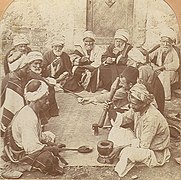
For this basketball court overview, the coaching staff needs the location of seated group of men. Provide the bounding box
[0,26,180,178]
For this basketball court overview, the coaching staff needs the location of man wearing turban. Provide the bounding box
[42,37,72,86]
[70,31,103,92]
[4,34,31,75]
[107,83,170,178]
[149,27,180,100]
[26,51,59,121]
[0,51,58,135]
[0,55,30,135]
[80,66,139,128]
[127,47,165,114]
[2,79,65,178]
[99,29,133,92]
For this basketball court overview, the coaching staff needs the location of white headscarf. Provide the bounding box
[160,27,177,42]
[83,31,96,41]
[24,79,49,102]
[13,34,29,47]
[114,29,129,42]
[18,51,43,69]
[130,83,154,103]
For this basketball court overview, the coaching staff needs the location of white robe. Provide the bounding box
[150,47,180,99]
[108,105,170,177]
[12,105,45,154]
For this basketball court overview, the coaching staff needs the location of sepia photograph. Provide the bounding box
[0,0,180,179]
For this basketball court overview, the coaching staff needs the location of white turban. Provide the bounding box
[130,83,154,103]
[13,34,29,47]
[160,27,177,41]
[27,51,43,63]
[114,29,129,42]
[51,36,65,46]
[128,48,146,64]
[24,79,49,102]
[83,31,96,41]
[18,51,43,69]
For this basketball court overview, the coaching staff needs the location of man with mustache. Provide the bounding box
[0,51,59,135]
[70,31,103,92]
[126,47,165,114]
[2,80,64,178]
[150,27,180,100]
[4,34,31,75]
[107,83,170,178]
[42,38,72,85]
[26,51,59,121]
[80,66,139,116]
[99,29,132,93]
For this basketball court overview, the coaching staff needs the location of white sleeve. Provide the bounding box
[21,116,44,154]
[164,49,180,71]
[90,47,102,67]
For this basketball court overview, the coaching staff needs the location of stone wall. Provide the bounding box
[1,0,87,55]
[134,0,180,50]
[0,0,180,55]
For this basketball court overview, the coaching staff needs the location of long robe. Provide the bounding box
[42,50,72,79]
[0,71,58,134]
[99,43,132,91]
[138,64,165,114]
[0,72,26,134]
[108,104,170,177]
[4,105,63,175]
[70,45,103,92]
[150,47,180,100]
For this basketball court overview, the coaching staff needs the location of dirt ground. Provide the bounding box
[0,91,181,180]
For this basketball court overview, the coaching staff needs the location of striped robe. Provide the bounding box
[0,72,26,133]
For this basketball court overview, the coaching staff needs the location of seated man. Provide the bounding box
[80,66,139,126]
[127,47,165,114]
[3,79,64,177]
[149,27,180,100]
[1,57,30,135]
[42,37,72,85]
[70,31,103,92]
[4,34,31,75]
[0,51,58,135]
[107,83,170,178]
[26,51,59,121]
[99,29,132,92]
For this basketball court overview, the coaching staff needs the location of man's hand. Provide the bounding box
[105,57,113,64]
[108,146,122,160]
[80,56,89,63]
[103,101,112,110]
[52,57,61,67]
[153,65,165,76]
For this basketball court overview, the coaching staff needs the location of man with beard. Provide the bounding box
[150,27,180,100]
[0,51,59,135]
[99,29,132,93]
[80,66,138,107]
[126,47,165,114]
[0,58,29,135]
[107,83,170,178]
[42,38,72,85]
[26,51,59,120]
[4,34,31,75]
[70,31,103,92]
[2,79,65,178]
